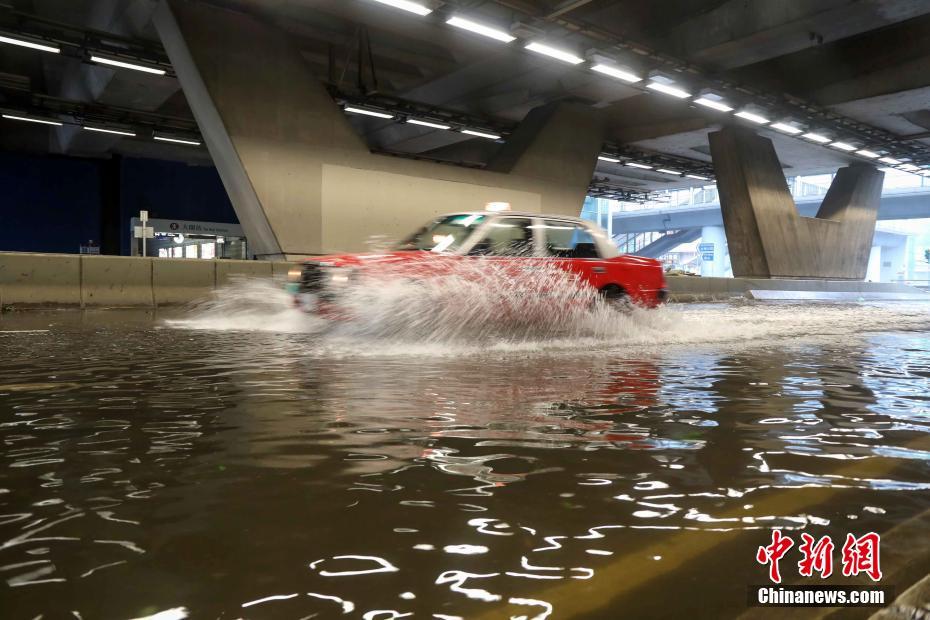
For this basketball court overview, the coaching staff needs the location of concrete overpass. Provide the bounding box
[611,188,930,234]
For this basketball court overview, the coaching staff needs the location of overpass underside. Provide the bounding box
[153,0,605,260]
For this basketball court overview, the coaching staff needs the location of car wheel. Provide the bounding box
[598,285,632,312]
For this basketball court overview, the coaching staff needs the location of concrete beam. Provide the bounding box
[709,126,883,279]
[611,191,930,234]
[660,0,930,71]
[154,0,605,259]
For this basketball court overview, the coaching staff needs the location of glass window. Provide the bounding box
[396,214,487,252]
[469,218,535,256]
[541,220,600,258]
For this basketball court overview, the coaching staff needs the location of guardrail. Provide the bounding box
[0,252,298,309]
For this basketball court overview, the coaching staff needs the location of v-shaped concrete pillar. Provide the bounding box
[709,126,883,279]
[154,0,605,260]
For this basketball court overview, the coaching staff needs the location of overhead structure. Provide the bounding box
[709,126,884,280]
[153,0,606,259]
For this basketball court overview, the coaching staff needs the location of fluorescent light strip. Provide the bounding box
[2,114,62,126]
[898,163,919,171]
[685,174,708,180]
[83,126,136,137]
[694,97,732,112]
[656,168,682,176]
[831,142,856,151]
[646,82,690,99]
[879,157,901,165]
[771,122,802,135]
[802,132,831,143]
[525,42,584,65]
[344,106,393,119]
[446,16,514,43]
[856,149,879,158]
[591,64,641,83]
[154,135,202,146]
[407,118,451,130]
[368,0,431,16]
[461,129,501,140]
[0,34,59,54]
[625,161,652,169]
[90,55,166,75]
[735,110,769,124]
[597,155,620,163]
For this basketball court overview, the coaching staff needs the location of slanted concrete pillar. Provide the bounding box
[708,126,884,280]
[154,0,605,259]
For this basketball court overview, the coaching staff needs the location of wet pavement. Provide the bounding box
[1,297,930,619]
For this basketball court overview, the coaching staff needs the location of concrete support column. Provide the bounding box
[709,126,884,279]
[154,0,605,258]
[700,225,729,277]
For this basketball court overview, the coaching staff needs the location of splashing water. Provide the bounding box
[164,262,930,356]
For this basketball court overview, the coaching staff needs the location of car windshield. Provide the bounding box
[396,214,487,252]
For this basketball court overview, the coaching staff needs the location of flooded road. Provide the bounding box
[1,296,930,619]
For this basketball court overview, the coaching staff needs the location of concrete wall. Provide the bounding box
[154,0,605,259]
[0,252,296,309]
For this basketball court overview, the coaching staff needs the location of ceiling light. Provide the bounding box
[830,142,856,151]
[625,161,652,169]
[446,16,514,43]
[856,149,879,158]
[646,81,690,99]
[685,174,709,180]
[0,33,60,54]
[591,64,641,83]
[154,135,202,146]
[407,118,451,130]
[83,126,136,137]
[90,55,167,75]
[694,97,733,112]
[2,113,62,126]
[656,168,682,175]
[368,0,432,16]
[879,167,896,173]
[524,42,584,65]
[344,106,393,119]
[461,129,501,140]
[735,109,769,124]
[898,163,919,172]
[597,155,620,163]
[879,156,901,165]
[802,132,831,143]
[771,122,802,135]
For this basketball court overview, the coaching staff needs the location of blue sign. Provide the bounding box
[698,243,714,252]
[702,252,715,261]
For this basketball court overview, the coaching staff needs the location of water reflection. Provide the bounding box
[0,310,928,618]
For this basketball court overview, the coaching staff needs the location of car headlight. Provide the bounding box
[325,266,356,285]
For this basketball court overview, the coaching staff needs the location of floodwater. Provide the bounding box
[1,282,930,619]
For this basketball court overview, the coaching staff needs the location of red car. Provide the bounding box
[287,211,667,314]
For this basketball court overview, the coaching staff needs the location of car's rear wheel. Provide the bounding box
[598,284,632,312]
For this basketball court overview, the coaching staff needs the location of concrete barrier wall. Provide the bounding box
[1,252,923,308]
[0,252,298,309]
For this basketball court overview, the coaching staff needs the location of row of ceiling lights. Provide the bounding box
[0,30,169,74]
[1,113,201,145]
[365,0,930,179]
[0,30,201,145]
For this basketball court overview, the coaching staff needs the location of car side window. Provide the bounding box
[541,220,600,258]
[469,218,536,256]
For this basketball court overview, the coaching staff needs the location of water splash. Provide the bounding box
[164,265,930,356]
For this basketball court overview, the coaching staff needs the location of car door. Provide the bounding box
[538,219,612,289]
